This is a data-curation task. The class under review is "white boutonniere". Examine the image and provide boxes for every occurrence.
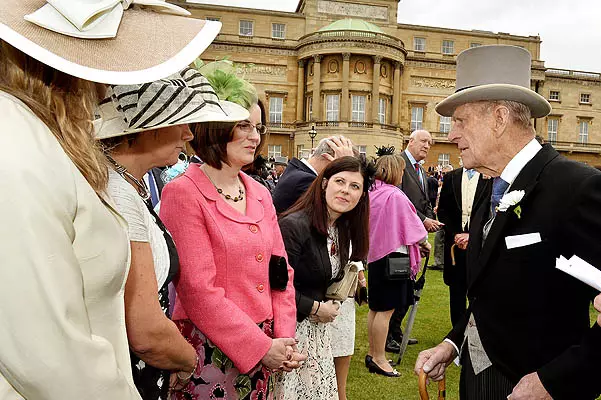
[497,190,525,219]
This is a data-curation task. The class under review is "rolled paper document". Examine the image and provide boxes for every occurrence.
[556,255,601,292]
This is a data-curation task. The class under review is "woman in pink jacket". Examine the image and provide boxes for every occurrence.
[160,82,301,399]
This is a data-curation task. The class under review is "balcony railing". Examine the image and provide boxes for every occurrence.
[267,122,296,129]
[349,121,374,128]
[551,140,601,152]
[298,29,405,50]
[316,121,340,127]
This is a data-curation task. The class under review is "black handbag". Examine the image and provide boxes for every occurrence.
[384,252,411,280]
[269,255,289,291]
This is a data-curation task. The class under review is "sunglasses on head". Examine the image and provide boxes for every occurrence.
[237,121,267,135]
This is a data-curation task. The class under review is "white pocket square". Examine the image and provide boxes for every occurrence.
[505,233,541,249]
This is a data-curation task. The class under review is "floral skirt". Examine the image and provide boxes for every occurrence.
[171,320,274,400]
[273,318,338,400]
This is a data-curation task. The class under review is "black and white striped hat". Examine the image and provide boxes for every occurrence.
[94,68,249,139]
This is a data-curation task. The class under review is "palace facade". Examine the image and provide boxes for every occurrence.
[173,0,601,169]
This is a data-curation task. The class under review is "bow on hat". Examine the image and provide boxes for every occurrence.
[24,0,190,39]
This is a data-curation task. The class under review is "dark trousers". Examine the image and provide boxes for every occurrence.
[449,273,468,327]
[460,349,515,400]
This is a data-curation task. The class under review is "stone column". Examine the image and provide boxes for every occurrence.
[296,59,305,122]
[312,55,322,121]
[392,61,401,126]
[341,53,350,122]
[372,55,382,124]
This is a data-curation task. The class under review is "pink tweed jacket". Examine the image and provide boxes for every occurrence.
[160,165,297,374]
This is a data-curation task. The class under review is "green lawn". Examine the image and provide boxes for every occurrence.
[347,238,601,399]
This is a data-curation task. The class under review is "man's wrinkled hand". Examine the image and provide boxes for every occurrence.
[424,217,444,232]
[508,372,551,400]
[414,341,456,382]
[322,136,355,161]
[454,233,469,250]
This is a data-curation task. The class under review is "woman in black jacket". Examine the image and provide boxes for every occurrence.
[275,156,372,400]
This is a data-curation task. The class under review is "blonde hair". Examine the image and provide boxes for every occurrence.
[375,154,405,186]
[0,41,108,193]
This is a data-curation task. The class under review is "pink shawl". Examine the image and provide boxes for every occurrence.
[368,180,428,277]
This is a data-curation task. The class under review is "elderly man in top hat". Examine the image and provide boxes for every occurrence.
[414,45,601,399]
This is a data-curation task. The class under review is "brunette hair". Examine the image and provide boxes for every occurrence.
[284,156,373,261]
[375,153,405,186]
[191,99,268,169]
[0,40,108,193]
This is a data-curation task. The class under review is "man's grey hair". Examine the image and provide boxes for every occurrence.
[481,100,534,131]
[409,130,431,140]
[311,136,360,158]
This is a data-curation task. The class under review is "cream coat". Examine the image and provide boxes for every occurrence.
[0,92,141,399]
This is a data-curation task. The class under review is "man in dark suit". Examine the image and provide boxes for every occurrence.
[273,136,355,213]
[400,130,443,232]
[437,167,489,326]
[415,45,601,399]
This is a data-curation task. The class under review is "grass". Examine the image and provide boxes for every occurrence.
[347,235,601,400]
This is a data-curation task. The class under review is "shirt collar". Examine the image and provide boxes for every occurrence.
[301,158,318,176]
[500,138,542,186]
[404,149,418,166]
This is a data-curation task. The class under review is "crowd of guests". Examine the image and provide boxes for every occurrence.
[3,4,601,399]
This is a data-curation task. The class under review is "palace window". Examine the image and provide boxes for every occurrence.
[351,95,366,122]
[470,42,482,48]
[411,106,424,131]
[206,17,220,22]
[547,118,558,144]
[549,90,560,101]
[358,145,367,157]
[268,144,282,159]
[239,20,254,36]
[307,96,313,121]
[272,23,286,39]
[297,145,308,159]
[579,120,589,144]
[580,93,591,104]
[438,153,450,167]
[269,97,283,124]
[439,116,451,133]
[442,40,455,55]
[326,94,340,121]
[414,37,426,52]
[378,98,387,124]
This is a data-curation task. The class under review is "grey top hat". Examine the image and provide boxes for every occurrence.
[273,156,288,166]
[435,45,551,118]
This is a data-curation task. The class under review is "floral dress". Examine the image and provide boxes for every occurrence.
[172,320,274,400]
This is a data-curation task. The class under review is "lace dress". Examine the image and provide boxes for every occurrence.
[273,227,341,400]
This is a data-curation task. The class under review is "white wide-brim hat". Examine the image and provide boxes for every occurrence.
[94,68,250,139]
[0,0,221,84]
[435,45,551,118]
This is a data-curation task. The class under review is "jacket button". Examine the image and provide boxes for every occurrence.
[249,225,258,233]
[257,283,265,292]
[256,253,264,262]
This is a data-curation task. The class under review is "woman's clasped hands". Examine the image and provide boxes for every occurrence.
[262,338,307,372]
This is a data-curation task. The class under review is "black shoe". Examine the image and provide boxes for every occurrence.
[385,339,400,353]
[367,358,401,377]
[408,338,418,345]
[365,354,373,368]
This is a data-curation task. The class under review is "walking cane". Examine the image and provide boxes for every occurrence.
[419,370,446,400]
[392,255,429,366]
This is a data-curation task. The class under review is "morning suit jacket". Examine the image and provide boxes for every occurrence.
[399,151,435,221]
[437,168,490,286]
[273,157,317,214]
[279,210,349,322]
[0,92,141,398]
[446,144,601,399]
